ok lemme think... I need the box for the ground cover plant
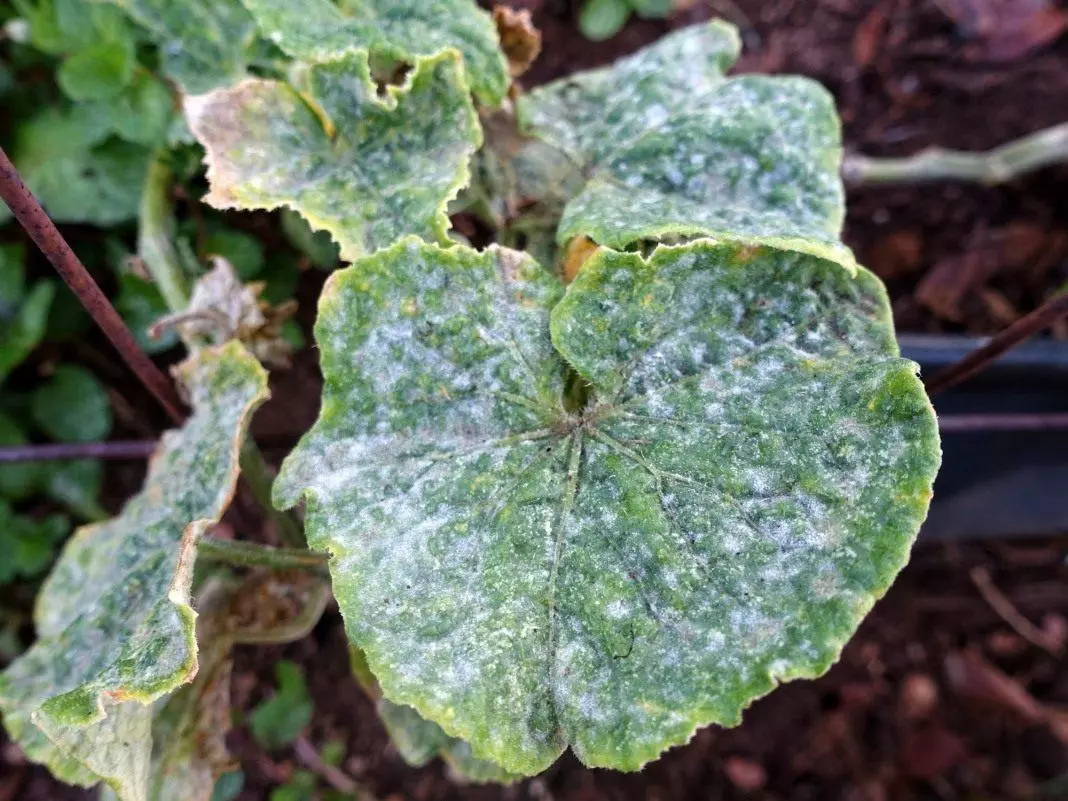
[0,1,951,798]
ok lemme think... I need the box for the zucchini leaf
[0,342,268,801]
[274,237,940,775]
[517,22,856,271]
[186,50,480,262]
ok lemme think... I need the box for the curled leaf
[186,50,480,261]
[153,257,297,367]
[493,6,541,78]
[0,342,268,801]
[275,237,939,775]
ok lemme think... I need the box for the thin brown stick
[0,441,157,463]
[925,292,1068,396]
[0,146,185,424]
[970,566,1063,656]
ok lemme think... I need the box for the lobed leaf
[0,342,268,801]
[517,23,856,271]
[275,237,939,775]
[241,0,509,106]
[185,50,481,262]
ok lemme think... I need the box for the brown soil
[4,1,1068,800]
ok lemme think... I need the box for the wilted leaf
[275,237,939,775]
[145,572,327,801]
[0,342,268,801]
[242,0,509,106]
[186,49,480,262]
[153,257,296,367]
[517,23,856,271]
[493,6,541,78]
[30,365,113,444]
[102,0,260,93]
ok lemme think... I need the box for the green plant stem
[240,440,306,548]
[196,537,328,575]
[843,122,1068,186]
[139,153,190,312]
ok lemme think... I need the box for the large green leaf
[275,237,939,775]
[101,0,259,93]
[241,0,509,106]
[516,23,856,271]
[0,342,268,801]
[185,49,480,262]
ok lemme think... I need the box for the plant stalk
[843,122,1068,186]
[196,537,328,575]
[139,154,190,312]
[0,146,185,424]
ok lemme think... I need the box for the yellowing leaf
[186,50,480,262]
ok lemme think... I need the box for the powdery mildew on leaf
[517,23,856,272]
[0,342,268,801]
[103,0,259,93]
[185,50,481,262]
[275,238,940,775]
[241,0,509,106]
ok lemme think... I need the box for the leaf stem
[0,146,186,424]
[196,537,328,575]
[139,153,191,312]
[843,122,1068,186]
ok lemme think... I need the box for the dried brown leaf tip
[154,257,297,368]
[494,6,541,78]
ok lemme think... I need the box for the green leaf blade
[277,237,938,775]
[241,0,509,106]
[517,23,856,271]
[186,51,481,261]
[0,342,268,801]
